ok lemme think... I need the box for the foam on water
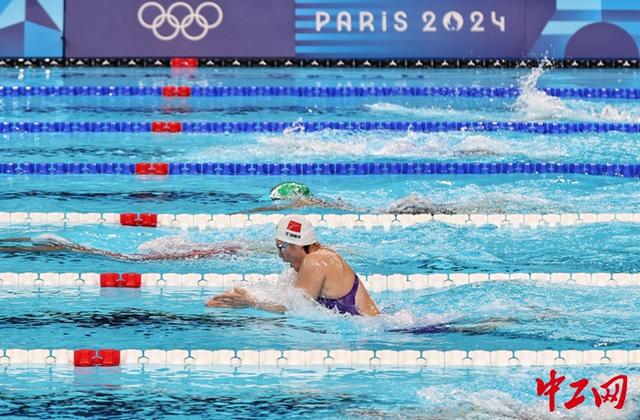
[363,66,640,123]
[514,66,640,122]
[364,102,476,119]
[241,129,566,160]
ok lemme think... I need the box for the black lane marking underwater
[0,389,363,418]
[0,105,346,116]
[0,309,623,345]
[0,146,175,159]
[0,190,259,204]
[0,309,328,334]
[391,318,635,347]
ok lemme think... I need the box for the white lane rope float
[2,211,640,230]
[1,272,639,289]
[1,348,639,368]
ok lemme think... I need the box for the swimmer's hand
[206,288,252,309]
[206,287,287,314]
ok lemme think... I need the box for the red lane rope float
[100,273,142,288]
[162,86,192,97]
[150,121,182,133]
[135,162,169,175]
[74,349,121,367]
[170,58,198,68]
[119,213,158,227]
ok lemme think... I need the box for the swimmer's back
[31,234,72,247]
[303,247,379,316]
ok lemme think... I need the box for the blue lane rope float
[0,161,638,177]
[1,121,639,134]
[2,85,640,99]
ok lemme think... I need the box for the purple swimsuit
[316,275,361,315]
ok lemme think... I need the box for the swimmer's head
[275,214,317,246]
[276,214,318,271]
[269,182,311,200]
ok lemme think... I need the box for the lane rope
[1,211,639,230]
[0,348,638,368]
[2,85,640,99]
[1,272,638,290]
[1,161,640,177]
[1,121,639,134]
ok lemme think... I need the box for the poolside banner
[64,0,295,57]
[295,0,640,59]
[295,0,526,58]
[527,0,640,59]
[7,0,638,59]
[0,0,64,57]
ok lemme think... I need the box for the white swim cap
[275,214,317,246]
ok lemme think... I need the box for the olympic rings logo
[138,1,223,42]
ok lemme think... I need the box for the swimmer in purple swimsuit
[207,214,379,316]
[315,274,361,316]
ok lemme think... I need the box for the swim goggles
[276,242,290,254]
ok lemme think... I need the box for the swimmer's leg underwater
[0,237,31,243]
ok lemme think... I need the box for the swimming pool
[1,66,639,418]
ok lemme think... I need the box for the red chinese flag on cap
[287,221,302,233]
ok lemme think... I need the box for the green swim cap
[269,182,311,200]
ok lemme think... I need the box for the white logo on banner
[442,11,464,32]
[138,1,223,41]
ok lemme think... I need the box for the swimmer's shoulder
[298,249,330,270]
[310,245,333,255]
[306,246,346,266]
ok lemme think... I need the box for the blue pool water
[1,366,638,418]
[1,66,639,418]
[0,280,639,351]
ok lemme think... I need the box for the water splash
[352,308,460,334]
[365,102,477,119]
[513,65,569,120]
[283,117,306,135]
[244,269,353,317]
[514,66,640,122]
[597,104,640,123]
[249,130,566,160]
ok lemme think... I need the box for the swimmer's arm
[0,237,31,243]
[207,257,325,313]
[206,288,287,313]
[246,296,288,314]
